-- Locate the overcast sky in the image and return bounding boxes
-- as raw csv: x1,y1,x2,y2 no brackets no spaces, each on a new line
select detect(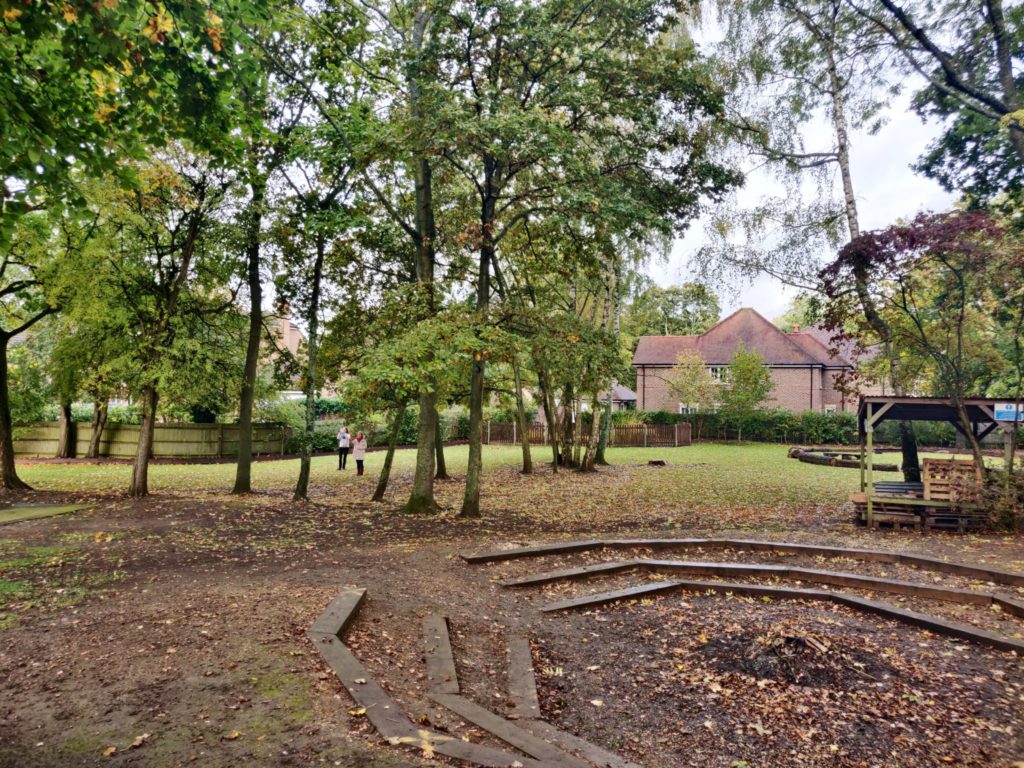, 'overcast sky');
646,53,957,324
